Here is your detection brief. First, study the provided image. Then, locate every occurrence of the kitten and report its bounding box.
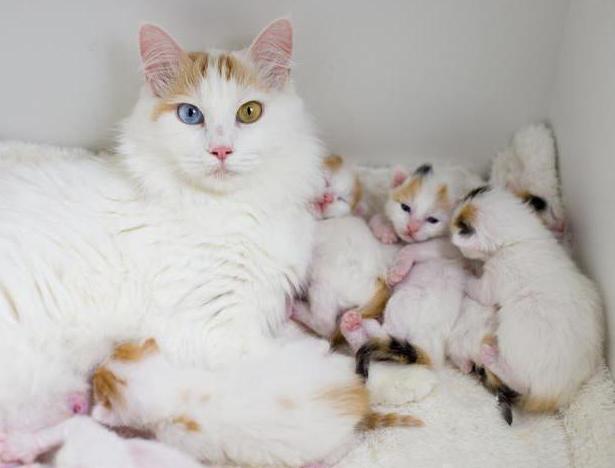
[0,19,323,429]
[490,123,567,238]
[0,416,203,467]
[312,154,366,219]
[340,164,483,377]
[450,186,603,424]
[86,338,421,468]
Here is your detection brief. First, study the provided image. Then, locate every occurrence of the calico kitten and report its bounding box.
[0,416,203,467]
[86,338,421,468]
[313,154,366,219]
[341,164,483,377]
[450,186,603,424]
[490,124,567,238]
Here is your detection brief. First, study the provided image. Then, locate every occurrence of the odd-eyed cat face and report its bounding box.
[384,164,452,243]
[312,155,364,219]
[122,20,315,195]
[450,186,547,259]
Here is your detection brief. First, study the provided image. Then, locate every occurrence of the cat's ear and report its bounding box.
[249,18,293,89]
[139,24,186,97]
[391,165,410,188]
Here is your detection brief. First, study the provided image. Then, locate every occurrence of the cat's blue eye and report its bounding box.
[426,216,439,224]
[177,103,204,125]
[400,203,411,213]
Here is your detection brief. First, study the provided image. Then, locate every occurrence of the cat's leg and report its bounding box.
[291,298,338,338]
[363,318,388,339]
[369,214,398,244]
[0,417,75,463]
[387,247,416,286]
[464,277,493,306]
[339,310,369,353]
[479,337,527,394]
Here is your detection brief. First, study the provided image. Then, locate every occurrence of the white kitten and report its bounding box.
[87,339,421,467]
[450,186,603,423]
[0,416,203,468]
[340,164,483,376]
[490,123,567,237]
[0,19,323,431]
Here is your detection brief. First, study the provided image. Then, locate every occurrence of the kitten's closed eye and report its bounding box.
[177,104,204,125]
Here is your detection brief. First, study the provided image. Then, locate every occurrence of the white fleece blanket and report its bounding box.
[2,143,614,467]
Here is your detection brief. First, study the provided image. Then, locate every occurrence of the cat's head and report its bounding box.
[384,164,479,243]
[450,186,548,260]
[312,154,364,219]
[120,19,321,196]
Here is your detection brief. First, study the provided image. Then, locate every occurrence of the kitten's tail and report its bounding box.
[355,337,431,379]
[474,365,520,425]
[358,411,424,431]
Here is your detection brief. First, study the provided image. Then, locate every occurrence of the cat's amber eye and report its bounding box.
[236,101,263,124]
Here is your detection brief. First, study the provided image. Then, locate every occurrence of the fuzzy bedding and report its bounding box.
[2,143,615,467]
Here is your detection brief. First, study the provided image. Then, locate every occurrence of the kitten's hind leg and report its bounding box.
[480,338,527,394]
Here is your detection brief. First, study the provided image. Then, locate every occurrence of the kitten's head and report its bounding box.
[120,19,321,196]
[384,164,477,243]
[312,154,364,219]
[490,124,566,238]
[450,186,549,260]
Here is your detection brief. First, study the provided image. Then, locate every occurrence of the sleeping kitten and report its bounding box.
[340,164,483,377]
[490,123,567,238]
[86,339,421,468]
[0,416,203,467]
[450,186,603,424]
[0,19,324,430]
[313,154,366,219]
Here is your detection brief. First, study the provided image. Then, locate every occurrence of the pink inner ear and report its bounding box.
[139,24,185,97]
[391,166,409,188]
[249,18,293,89]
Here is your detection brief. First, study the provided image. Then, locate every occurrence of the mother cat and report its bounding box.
[0,18,322,385]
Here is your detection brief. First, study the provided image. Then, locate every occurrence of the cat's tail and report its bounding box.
[355,337,431,379]
[358,411,424,431]
[474,365,521,425]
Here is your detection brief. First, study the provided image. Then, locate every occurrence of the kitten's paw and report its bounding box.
[387,261,412,287]
[340,310,363,333]
[0,432,39,463]
[373,225,398,244]
[479,343,498,367]
[67,391,89,415]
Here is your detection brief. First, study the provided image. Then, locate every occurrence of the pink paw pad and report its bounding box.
[67,391,89,415]
[480,344,498,367]
[340,310,363,333]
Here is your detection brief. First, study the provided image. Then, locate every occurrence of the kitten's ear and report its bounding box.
[249,18,293,89]
[391,165,410,188]
[139,24,186,97]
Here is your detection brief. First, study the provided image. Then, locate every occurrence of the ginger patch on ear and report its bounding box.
[454,203,477,236]
[351,176,363,211]
[92,367,126,409]
[324,154,344,172]
[436,184,450,209]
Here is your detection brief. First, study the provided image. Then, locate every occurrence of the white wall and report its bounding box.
[0,0,567,172]
[549,0,615,369]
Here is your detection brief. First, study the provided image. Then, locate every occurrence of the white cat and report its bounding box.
[340,164,482,376]
[0,416,203,468]
[0,19,324,430]
[85,339,420,468]
[450,186,603,423]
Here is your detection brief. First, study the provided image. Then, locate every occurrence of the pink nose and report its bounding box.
[406,221,422,235]
[322,192,334,205]
[209,145,233,161]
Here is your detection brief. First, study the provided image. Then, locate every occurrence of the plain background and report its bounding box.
[0,0,613,369]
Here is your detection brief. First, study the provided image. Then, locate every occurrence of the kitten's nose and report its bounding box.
[406,220,422,235]
[209,145,233,161]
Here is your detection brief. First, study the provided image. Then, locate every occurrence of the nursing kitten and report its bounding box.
[313,154,366,219]
[0,19,323,430]
[490,123,567,238]
[450,186,603,423]
[0,416,203,467]
[340,164,482,377]
[85,338,421,468]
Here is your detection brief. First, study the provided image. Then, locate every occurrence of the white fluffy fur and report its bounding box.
[451,188,603,408]
[0,20,323,432]
[292,216,398,338]
[0,416,203,467]
[91,338,372,467]
[490,123,566,235]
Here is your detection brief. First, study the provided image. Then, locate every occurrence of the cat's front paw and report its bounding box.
[479,342,498,367]
[373,225,398,244]
[0,432,39,464]
[387,260,412,287]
